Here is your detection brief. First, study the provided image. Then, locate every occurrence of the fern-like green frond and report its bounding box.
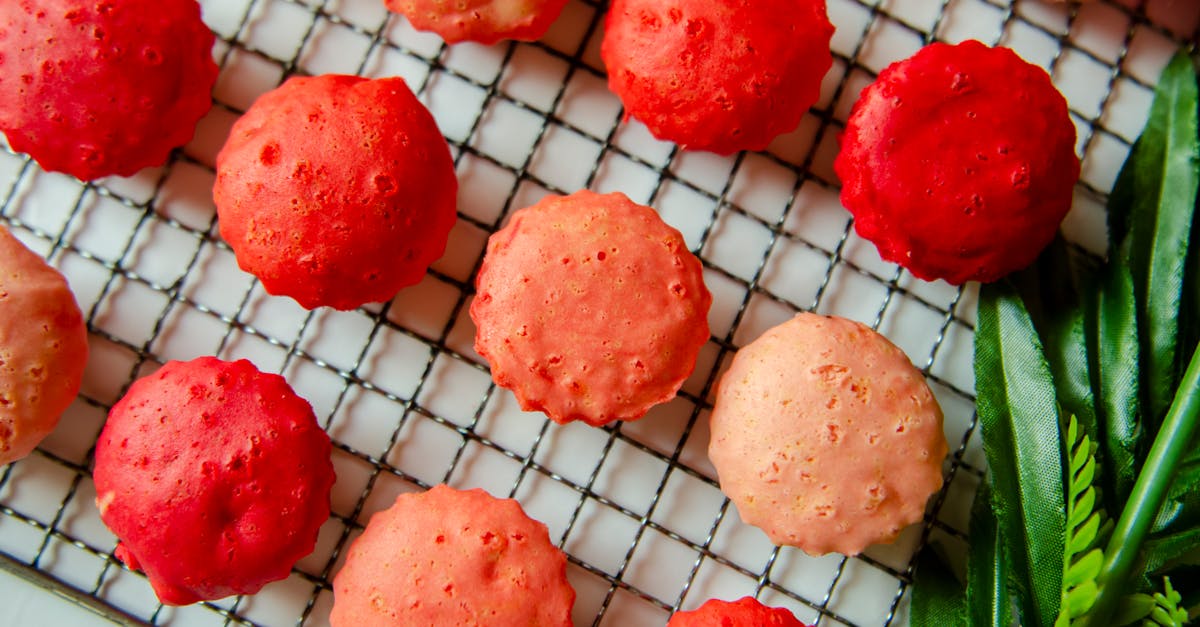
[1143,578,1188,626]
[1117,578,1190,627]
[1056,414,1110,627]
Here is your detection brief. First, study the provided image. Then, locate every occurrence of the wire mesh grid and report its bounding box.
[0,0,1196,625]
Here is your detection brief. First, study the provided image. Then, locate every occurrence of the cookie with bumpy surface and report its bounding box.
[0,226,88,467]
[0,0,217,180]
[834,40,1079,284]
[471,190,711,427]
[214,74,457,311]
[709,313,947,556]
[385,0,570,45]
[93,357,335,605]
[331,485,574,626]
[601,0,833,154]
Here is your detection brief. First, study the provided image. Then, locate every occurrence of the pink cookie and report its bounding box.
[0,226,88,466]
[471,190,711,426]
[709,313,947,555]
[385,0,570,45]
[332,485,574,626]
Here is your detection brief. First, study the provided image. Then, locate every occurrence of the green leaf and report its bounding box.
[1145,578,1189,626]
[966,482,1013,627]
[1010,237,1101,444]
[1065,549,1103,588]
[1152,457,1200,535]
[1058,413,1112,626]
[912,547,967,627]
[976,281,1066,625]
[1143,526,1200,579]
[1086,348,1200,625]
[1085,258,1142,511]
[1116,594,1157,626]
[1119,51,1200,429]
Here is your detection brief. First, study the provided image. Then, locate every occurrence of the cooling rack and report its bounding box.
[1,0,1197,625]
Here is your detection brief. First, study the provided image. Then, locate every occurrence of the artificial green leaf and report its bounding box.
[1065,549,1103,588]
[1147,578,1189,626]
[1143,526,1200,580]
[976,282,1065,625]
[1058,413,1111,626]
[1152,457,1200,535]
[1011,237,1101,443]
[1071,488,1097,530]
[966,482,1013,627]
[1086,349,1200,625]
[911,547,967,627]
[1086,254,1142,513]
[1119,50,1200,429]
[1116,593,1157,626]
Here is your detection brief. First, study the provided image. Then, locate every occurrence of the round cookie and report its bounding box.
[0,226,88,466]
[214,74,457,311]
[668,597,809,627]
[708,313,947,556]
[470,190,711,427]
[601,0,833,154]
[833,40,1079,284]
[331,484,574,626]
[93,357,335,605]
[385,0,570,45]
[0,0,218,181]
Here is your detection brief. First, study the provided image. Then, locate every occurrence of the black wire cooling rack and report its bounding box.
[1,0,1197,625]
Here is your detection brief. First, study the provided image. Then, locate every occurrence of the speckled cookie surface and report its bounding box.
[470,190,711,426]
[331,484,574,626]
[833,40,1079,284]
[93,357,335,605]
[668,597,809,626]
[0,226,88,466]
[601,0,833,154]
[385,0,570,44]
[0,0,217,180]
[214,74,457,311]
[708,313,947,556]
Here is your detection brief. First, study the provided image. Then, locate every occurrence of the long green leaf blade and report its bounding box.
[1122,51,1200,428]
[977,281,1066,625]
[1011,237,1101,443]
[1087,259,1142,511]
[967,482,1013,627]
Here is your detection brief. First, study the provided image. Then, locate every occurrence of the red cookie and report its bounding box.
[214,74,457,311]
[601,0,833,154]
[331,485,574,626]
[93,357,335,605]
[0,226,88,466]
[0,0,217,181]
[833,40,1080,284]
[470,190,711,427]
[385,0,570,45]
[668,597,810,627]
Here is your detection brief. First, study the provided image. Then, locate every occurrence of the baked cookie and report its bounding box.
[0,0,218,180]
[708,313,947,556]
[214,74,457,310]
[385,0,570,45]
[331,484,574,626]
[471,190,711,426]
[669,597,809,626]
[601,0,833,154]
[833,40,1080,284]
[93,357,335,605]
[0,225,88,466]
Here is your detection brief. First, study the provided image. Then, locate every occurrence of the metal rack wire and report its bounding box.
[0,0,1196,625]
